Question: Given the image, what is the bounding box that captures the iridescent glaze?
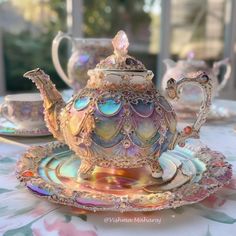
[24,31,213,180]
[97,98,122,116]
[74,97,90,110]
[16,141,232,212]
[0,116,50,137]
[26,183,52,196]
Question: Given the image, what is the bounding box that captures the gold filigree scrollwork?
[166,71,212,149]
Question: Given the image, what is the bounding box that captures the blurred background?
[0,0,235,99]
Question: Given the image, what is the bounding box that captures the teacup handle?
[166,71,212,149]
[213,58,231,93]
[52,31,76,87]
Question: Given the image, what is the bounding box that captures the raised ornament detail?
[24,31,212,180]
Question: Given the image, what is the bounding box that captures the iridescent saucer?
[0,116,51,137]
[16,141,232,212]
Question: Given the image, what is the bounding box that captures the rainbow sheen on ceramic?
[0,116,50,137]
[16,141,232,211]
[26,183,52,196]
[97,98,122,116]
[24,30,212,181]
[74,97,90,110]
[77,54,90,66]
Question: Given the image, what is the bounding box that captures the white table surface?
[0,98,236,236]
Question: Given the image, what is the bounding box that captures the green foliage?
[83,0,151,37]
[3,0,151,91]
[3,0,68,91]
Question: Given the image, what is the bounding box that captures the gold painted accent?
[23,68,65,142]
[166,72,212,149]
[23,31,212,181]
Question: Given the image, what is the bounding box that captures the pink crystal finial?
[112,30,129,56]
[187,51,195,60]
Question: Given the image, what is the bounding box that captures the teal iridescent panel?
[171,148,206,182]
[47,159,61,169]
[40,156,52,168]
[161,153,182,168]
[0,127,15,134]
[38,168,51,182]
[74,97,90,110]
[59,159,80,178]
[47,170,62,184]
[97,98,122,116]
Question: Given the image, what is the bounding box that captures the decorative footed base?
[16,142,232,212]
[77,161,96,180]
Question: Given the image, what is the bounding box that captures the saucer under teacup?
[0,93,47,129]
[0,93,51,137]
[0,115,51,137]
[16,141,231,212]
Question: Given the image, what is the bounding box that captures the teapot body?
[59,72,177,177]
[25,31,212,180]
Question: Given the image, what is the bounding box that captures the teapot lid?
[95,31,147,72]
[87,31,154,91]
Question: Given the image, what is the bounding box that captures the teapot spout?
[24,68,65,141]
[163,59,176,69]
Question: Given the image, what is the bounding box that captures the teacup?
[0,93,46,129]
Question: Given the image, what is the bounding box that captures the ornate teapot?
[24,31,212,180]
[162,56,231,106]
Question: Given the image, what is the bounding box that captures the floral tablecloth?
[0,99,236,236]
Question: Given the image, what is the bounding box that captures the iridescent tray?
[0,116,51,137]
[16,141,232,212]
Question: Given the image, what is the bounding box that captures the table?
[0,99,236,236]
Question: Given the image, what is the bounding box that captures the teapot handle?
[52,31,75,87]
[213,58,231,93]
[166,71,212,149]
